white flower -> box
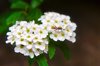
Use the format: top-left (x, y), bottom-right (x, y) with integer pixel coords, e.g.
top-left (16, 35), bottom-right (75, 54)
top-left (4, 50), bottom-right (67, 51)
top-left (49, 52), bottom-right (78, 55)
top-left (24, 34), bottom-right (34, 41)
top-left (34, 42), bottom-right (46, 50)
top-left (68, 32), bottom-right (76, 43)
top-left (39, 17), bottom-right (53, 25)
top-left (50, 31), bottom-right (66, 41)
top-left (14, 45), bottom-right (34, 58)
top-left (64, 26), bottom-right (73, 36)
top-left (34, 25), bottom-right (48, 38)
top-left (61, 15), bottom-right (70, 22)
top-left (44, 44), bottom-right (48, 53)
top-left (14, 30), bottom-right (23, 38)
top-left (32, 47), bottom-right (43, 56)
top-left (6, 32), bottom-right (16, 45)
top-left (15, 37), bottom-right (27, 45)
top-left (26, 41), bottom-right (34, 49)
top-left (39, 12), bottom-right (77, 42)
top-left (43, 38), bottom-right (49, 44)
top-left (33, 35), bottom-right (43, 43)
top-left (50, 32), bottom-right (59, 41)
top-left (27, 49), bottom-right (34, 58)
top-left (38, 12), bottom-right (60, 25)
top-left (14, 45), bottom-right (27, 54)
top-left (31, 24), bottom-right (39, 32)
top-left (9, 24), bottom-right (17, 31)
top-left (68, 22), bottom-right (77, 31)
top-left (58, 31), bottom-right (66, 41)
top-left (19, 21), bottom-right (28, 26)
top-left (6, 21), bottom-right (49, 58)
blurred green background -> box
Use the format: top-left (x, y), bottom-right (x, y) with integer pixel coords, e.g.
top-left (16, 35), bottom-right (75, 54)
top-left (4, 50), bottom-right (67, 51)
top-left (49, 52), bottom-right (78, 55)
top-left (0, 0), bottom-right (100, 66)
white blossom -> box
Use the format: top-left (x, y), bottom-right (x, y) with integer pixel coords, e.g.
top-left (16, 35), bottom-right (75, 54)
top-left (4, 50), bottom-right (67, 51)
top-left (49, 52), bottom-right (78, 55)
top-left (34, 25), bottom-right (48, 38)
top-left (6, 12), bottom-right (77, 59)
top-left (39, 12), bottom-right (77, 42)
top-left (6, 32), bottom-right (16, 45)
top-left (6, 21), bottom-right (49, 58)
top-left (34, 42), bottom-right (46, 50)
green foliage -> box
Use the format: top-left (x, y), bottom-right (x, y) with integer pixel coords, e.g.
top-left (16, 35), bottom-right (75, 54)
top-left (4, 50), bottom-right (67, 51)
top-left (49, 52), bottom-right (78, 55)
top-left (37, 54), bottom-right (48, 66)
top-left (0, 12), bottom-right (12, 33)
top-left (31, 0), bottom-right (43, 9)
top-left (60, 45), bottom-right (71, 60)
top-left (28, 54), bottom-right (48, 66)
top-left (26, 8), bottom-right (42, 22)
top-left (49, 39), bottom-right (71, 60)
top-left (56, 41), bottom-right (71, 60)
top-left (28, 57), bottom-right (35, 66)
top-left (10, 0), bottom-right (24, 3)
top-left (6, 12), bottom-right (24, 26)
top-left (0, 25), bottom-right (7, 34)
top-left (48, 45), bottom-right (56, 59)
top-left (11, 1), bottom-right (29, 9)
top-left (0, 0), bottom-right (44, 33)
top-left (48, 39), bottom-right (56, 59)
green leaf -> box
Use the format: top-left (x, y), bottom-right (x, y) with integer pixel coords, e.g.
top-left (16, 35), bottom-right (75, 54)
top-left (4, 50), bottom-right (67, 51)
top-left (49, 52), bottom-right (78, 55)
top-left (0, 12), bottom-right (12, 24)
top-left (37, 54), bottom-right (48, 66)
top-left (48, 43), bottom-right (56, 59)
top-left (6, 12), bottom-right (24, 26)
top-left (11, 1), bottom-right (29, 9)
top-left (31, 0), bottom-right (43, 9)
top-left (10, 0), bottom-right (23, 2)
top-left (0, 12), bottom-right (12, 33)
top-left (0, 25), bottom-right (7, 34)
top-left (28, 57), bottom-right (35, 66)
top-left (57, 42), bottom-right (71, 60)
top-left (26, 8), bottom-right (42, 23)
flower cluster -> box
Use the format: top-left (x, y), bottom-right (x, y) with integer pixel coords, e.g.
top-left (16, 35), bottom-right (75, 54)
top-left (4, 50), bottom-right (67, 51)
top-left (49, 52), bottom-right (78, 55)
top-left (39, 12), bottom-right (77, 42)
top-left (6, 21), bottom-right (48, 58)
top-left (6, 12), bottom-right (77, 58)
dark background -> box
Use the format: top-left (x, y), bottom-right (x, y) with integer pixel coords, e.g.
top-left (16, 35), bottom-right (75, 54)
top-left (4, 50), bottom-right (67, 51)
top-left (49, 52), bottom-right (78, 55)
top-left (0, 0), bottom-right (100, 66)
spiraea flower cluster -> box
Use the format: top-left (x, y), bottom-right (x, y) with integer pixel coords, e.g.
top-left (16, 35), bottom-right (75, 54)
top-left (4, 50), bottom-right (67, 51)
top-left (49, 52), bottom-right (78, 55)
top-left (6, 12), bottom-right (77, 58)
top-left (6, 21), bottom-right (48, 58)
top-left (39, 12), bottom-right (77, 42)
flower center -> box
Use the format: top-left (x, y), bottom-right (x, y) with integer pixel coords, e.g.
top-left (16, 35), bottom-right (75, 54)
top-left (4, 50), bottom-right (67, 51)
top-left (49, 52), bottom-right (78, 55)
top-left (20, 26), bottom-right (23, 29)
top-left (47, 20), bottom-right (50, 22)
top-left (61, 33), bottom-right (64, 37)
top-left (38, 42), bottom-right (42, 45)
top-left (39, 30), bottom-right (43, 34)
top-left (29, 49), bottom-right (33, 52)
top-left (66, 28), bottom-right (70, 32)
top-left (26, 29), bottom-right (30, 33)
top-left (27, 35), bottom-right (30, 38)
top-left (20, 38), bottom-right (24, 41)
top-left (35, 37), bottom-right (38, 40)
top-left (54, 34), bottom-right (58, 37)
top-left (28, 41), bottom-right (32, 45)
top-left (33, 27), bottom-right (36, 30)
top-left (18, 32), bottom-right (21, 35)
top-left (55, 20), bottom-right (58, 23)
top-left (20, 45), bottom-right (24, 48)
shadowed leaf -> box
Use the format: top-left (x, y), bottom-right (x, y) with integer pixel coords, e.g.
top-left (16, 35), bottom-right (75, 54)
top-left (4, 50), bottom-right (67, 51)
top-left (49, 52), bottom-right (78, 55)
top-left (6, 12), bottom-right (24, 26)
top-left (11, 1), bottom-right (29, 9)
top-left (31, 0), bottom-right (43, 9)
top-left (37, 54), bottom-right (48, 66)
